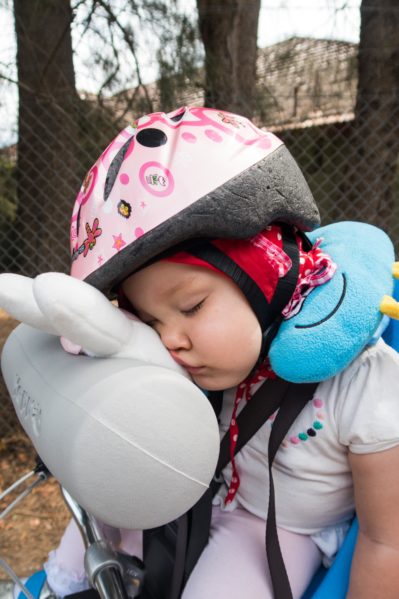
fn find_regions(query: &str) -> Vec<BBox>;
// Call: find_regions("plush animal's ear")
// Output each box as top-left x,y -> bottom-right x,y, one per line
32,273 -> 186,374
33,273 -> 132,356
0,273 -> 58,335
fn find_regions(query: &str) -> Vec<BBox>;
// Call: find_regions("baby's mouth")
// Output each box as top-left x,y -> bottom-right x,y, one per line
184,365 -> 206,375
170,352 -> 205,372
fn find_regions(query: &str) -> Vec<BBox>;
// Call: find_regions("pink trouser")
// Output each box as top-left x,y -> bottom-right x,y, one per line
45,507 -> 321,599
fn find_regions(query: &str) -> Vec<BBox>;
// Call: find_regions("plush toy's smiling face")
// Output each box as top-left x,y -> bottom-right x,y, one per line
294,270 -> 347,330
269,221 -> 395,383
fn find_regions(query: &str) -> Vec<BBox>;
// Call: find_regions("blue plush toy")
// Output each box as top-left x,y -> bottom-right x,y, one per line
269,221 -> 399,383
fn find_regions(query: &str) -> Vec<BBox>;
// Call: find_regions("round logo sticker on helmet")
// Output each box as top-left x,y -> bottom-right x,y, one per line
139,161 -> 175,197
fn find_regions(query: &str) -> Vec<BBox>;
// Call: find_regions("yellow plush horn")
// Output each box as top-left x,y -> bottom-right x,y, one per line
380,295 -> 399,319
392,262 -> 399,279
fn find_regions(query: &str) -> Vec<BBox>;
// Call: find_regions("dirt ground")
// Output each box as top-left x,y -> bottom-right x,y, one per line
0,434 -> 70,580
0,311 -> 70,581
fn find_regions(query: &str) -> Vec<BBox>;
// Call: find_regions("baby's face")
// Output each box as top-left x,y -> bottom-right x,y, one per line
122,261 -> 262,390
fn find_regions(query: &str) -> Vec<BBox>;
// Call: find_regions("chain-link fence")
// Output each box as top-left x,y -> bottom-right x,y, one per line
1,38 -> 399,437
0,94 -> 122,436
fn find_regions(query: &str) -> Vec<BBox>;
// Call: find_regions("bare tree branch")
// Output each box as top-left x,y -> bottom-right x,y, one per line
93,0 -> 153,112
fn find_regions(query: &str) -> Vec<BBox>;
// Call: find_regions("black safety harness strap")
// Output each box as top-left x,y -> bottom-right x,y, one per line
215,380 -> 317,599
180,378 -> 292,592
214,377 -> 291,480
265,382 -> 318,599
156,378 -> 317,599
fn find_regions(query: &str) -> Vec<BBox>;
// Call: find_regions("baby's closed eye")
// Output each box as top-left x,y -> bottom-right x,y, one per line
181,299 -> 206,316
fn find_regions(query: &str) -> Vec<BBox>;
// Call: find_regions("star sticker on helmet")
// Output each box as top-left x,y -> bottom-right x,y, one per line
112,234 -> 126,252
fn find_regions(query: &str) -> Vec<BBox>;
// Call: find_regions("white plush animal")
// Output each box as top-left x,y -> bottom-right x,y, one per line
0,272 -> 219,529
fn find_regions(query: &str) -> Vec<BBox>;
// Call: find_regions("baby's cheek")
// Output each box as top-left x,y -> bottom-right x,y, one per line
233,318 -> 262,357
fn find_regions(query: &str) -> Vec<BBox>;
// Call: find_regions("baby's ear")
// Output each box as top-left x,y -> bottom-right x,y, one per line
0,273 -> 58,335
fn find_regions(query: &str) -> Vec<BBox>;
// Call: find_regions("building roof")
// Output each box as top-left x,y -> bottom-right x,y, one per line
84,36 -> 358,131
257,37 -> 358,130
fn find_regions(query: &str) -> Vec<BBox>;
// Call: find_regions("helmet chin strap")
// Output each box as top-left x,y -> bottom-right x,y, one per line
256,317 -> 283,368
254,225 -> 302,367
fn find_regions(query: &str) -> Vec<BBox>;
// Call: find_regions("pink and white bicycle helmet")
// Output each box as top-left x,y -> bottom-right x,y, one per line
70,106 -> 320,295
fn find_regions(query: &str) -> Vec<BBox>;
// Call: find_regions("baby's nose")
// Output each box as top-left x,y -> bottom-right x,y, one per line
161,327 -> 192,351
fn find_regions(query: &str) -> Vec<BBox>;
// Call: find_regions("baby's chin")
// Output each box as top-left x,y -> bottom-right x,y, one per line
191,368 -> 252,392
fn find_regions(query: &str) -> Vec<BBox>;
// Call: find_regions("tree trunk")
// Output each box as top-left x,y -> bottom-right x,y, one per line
196,0 -> 260,118
338,0 -> 399,232
12,0 -> 80,275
